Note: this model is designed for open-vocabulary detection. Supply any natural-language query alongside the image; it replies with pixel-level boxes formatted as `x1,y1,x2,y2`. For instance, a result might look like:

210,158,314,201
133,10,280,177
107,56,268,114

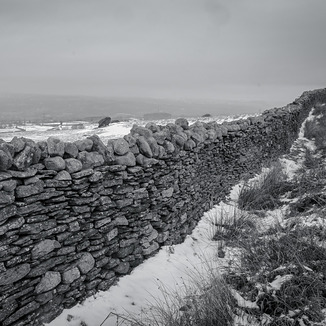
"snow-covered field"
44,113,319,326
0,114,255,143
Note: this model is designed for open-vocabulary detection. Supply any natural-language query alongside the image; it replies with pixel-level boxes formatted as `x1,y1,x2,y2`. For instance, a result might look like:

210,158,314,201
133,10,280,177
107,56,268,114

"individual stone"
89,171,103,182
65,158,83,173
0,204,17,224
146,137,160,157
163,140,175,153
105,228,118,242
114,152,136,167
114,261,130,274
184,139,196,150
64,142,79,158
0,172,11,181
47,137,65,157
15,181,44,198
24,176,40,185
10,136,25,153
0,142,15,158
152,130,168,145
44,156,66,171
0,191,14,206
0,179,17,192
74,139,93,152
175,118,189,130
62,267,81,284
31,239,61,259
35,271,61,293
130,125,153,138
36,291,53,303
87,135,115,164
172,134,186,148
113,138,130,156
0,263,30,286
0,216,24,235
123,134,137,147
143,241,159,256
137,136,153,158
162,187,174,198
145,122,160,132
54,170,72,181
8,168,37,178
77,151,104,169
77,252,95,274
0,150,12,171
98,116,111,128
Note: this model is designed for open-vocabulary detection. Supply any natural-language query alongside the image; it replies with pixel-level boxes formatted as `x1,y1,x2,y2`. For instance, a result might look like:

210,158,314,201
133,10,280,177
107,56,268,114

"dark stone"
0,263,31,286
0,150,12,171
98,117,111,128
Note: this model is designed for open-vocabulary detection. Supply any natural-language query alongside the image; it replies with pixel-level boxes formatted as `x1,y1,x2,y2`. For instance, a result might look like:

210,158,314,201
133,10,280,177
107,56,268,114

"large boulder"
98,117,111,128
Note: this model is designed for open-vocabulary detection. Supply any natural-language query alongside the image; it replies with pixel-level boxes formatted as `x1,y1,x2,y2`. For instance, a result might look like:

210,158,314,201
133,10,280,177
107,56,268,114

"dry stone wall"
0,89,326,326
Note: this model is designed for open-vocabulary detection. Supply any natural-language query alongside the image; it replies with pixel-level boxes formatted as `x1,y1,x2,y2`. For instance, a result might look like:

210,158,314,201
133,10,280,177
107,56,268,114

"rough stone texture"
65,158,83,173
114,152,136,166
0,150,13,171
35,271,61,293
0,89,325,326
0,263,31,286
77,252,95,274
32,239,61,259
113,138,130,156
44,157,66,171
47,137,65,157
74,139,93,152
62,267,80,284
64,142,79,158
77,151,104,169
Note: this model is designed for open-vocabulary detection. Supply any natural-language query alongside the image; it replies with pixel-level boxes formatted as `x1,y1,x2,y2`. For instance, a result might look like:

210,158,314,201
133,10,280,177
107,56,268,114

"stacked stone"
0,89,326,326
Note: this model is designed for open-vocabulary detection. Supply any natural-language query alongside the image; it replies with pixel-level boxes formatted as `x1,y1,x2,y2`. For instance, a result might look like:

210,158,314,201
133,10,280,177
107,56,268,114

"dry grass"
120,266,236,326
238,162,290,211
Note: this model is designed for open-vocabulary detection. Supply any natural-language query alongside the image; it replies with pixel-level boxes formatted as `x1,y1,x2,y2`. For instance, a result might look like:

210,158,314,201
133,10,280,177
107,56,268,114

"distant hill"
0,93,267,123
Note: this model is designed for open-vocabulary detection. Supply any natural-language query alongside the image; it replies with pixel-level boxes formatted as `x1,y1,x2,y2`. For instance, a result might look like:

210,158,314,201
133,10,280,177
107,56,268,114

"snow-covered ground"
0,114,255,143
44,112,319,326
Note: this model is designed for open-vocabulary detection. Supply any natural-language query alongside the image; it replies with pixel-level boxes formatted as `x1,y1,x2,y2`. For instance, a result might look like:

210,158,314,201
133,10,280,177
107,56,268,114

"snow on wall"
0,88,326,326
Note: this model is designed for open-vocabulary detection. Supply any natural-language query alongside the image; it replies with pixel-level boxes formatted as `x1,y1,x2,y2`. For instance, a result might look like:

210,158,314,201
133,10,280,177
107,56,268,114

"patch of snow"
268,274,293,291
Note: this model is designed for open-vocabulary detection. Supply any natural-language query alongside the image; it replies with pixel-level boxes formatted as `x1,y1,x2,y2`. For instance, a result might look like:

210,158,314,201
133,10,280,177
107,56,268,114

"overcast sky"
0,0,325,103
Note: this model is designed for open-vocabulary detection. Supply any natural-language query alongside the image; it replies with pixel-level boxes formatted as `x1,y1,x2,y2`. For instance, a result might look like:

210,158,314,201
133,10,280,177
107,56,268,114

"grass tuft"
238,162,290,211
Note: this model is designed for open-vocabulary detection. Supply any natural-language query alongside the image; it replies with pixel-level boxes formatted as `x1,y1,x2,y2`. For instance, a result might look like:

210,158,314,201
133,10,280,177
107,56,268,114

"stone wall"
0,89,326,326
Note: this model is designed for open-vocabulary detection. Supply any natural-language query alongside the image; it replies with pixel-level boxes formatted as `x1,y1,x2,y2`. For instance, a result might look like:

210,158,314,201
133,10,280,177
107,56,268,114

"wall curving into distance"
0,88,326,326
